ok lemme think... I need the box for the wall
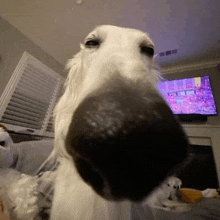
[161,65,220,125]
[0,17,65,97]
[1,17,220,125]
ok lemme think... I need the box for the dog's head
[54,25,189,202]
[165,177,182,200]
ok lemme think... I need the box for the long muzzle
[65,79,189,201]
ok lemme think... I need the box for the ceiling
[0,0,220,68]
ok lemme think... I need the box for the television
[157,75,218,120]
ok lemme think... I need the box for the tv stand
[178,114,208,122]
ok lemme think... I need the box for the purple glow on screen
[158,75,218,115]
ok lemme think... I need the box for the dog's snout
[99,49,150,80]
[66,80,189,201]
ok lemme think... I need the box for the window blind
[0,52,64,137]
[45,82,64,133]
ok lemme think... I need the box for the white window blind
[0,51,64,137]
[44,83,65,134]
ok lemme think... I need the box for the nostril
[74,157,105,193]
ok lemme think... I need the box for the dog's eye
[167,183,170,187]
[85,39,100,48]
[0,141,5,146]
[140,45,154,58]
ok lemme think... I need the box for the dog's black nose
[66,80,189,201]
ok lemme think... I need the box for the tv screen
[158,75,218,115]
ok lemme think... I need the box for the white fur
[0,169,39,220]
[143,177,182,207]
[0,127,13,168]
[51,25,162,220]
[0,127,13,150]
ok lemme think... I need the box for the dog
[144,176,182,207]
[0,125,13,168]
[50,25,189,219]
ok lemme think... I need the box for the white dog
[50,25,189,219]
[0,126,13,168]
[144,176,182,207]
